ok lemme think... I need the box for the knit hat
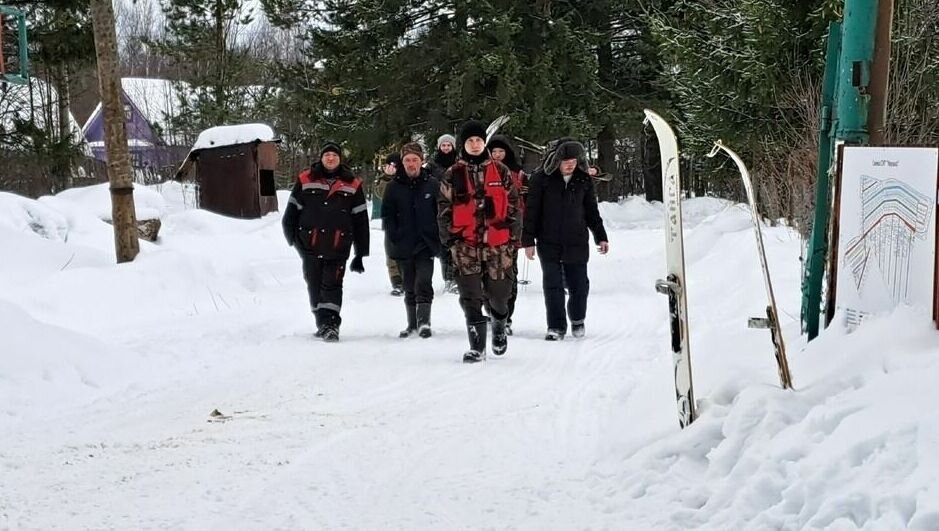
[401,142,424,159]
[458,120,487,146]
[384,152,401,167]
[437,134,456,149]
[320,141,342,159]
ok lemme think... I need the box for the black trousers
[439,253,455,282]
[456,271,513,325]
[301,254,346,327]
[507,253,519,321]
[397,250,435,306]
[541,261,588,333]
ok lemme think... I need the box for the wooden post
[89,0,139,262]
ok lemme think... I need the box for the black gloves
[350,255,365,273]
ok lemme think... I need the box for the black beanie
[384,152,401,167]
[458,120,487,147]
[320,141,342,159]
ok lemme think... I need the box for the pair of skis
[644,110,793,429]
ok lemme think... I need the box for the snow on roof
[1,81,89,154]
[121,78,193,145]
[191,123,276,150]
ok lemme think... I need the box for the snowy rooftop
[1,80,88,152]
[191,123,277,150]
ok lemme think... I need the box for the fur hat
[437,134,456,149]
[458,120,487,146]
[401,142,424,159]
[320,141,342,159]
[543,139,589,175]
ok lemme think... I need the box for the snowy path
[4,187,939,529]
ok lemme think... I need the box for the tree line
[3,0,939,235]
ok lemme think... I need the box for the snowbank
[54,182,167,221]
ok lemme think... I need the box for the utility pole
[869,0,894,145]
[802,0,880,339]
[89,0,139,262]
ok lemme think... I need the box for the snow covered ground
[2,183,938,529]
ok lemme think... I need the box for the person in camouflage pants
[438,120,521,363]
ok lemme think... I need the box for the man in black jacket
[282,141,370,342]
[522,140,609,341]
[383,142,441,338]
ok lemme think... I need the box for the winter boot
[572,323,585,339]
[399,304,418,338]
[505,318,513,336]
[462,321,488,363]
[417,303,433,338]
[545,328,565,341]
[313,314,324,338]
[322,326,340,342]
[491,318,508,356]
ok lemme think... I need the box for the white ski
[486,115,510,144]
[644,109,696,428]
[707,140,794,390]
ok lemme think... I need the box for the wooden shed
[175,123,279,219]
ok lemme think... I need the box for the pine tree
[158,0,258,137]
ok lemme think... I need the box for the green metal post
[802,23,842,338]
[0,6,29,84]
[803,0,879,340]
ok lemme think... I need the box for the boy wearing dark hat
[383,142,441,338]
[438,120,521,363]
[374,152,404,296]
[487,134,529,336]
[523,139,609,341]
[282,141,370,342]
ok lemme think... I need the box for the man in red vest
[438,120,521,363]
[282,141,370,342]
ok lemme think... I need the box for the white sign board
[835,146,939,330]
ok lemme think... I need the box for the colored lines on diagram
[845,175,934,304]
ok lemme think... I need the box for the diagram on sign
[844,175,934,306]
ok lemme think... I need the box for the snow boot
[313,313,325,338]
[505,318,513,336]
[417,303,433,338]
[399,304,418,338]
[322,326,340,342]
[491,318,508,356]
[572,323,585,339]
[545,328,565,341]
[462,322,487,363]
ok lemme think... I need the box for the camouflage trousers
[449,242,517,280]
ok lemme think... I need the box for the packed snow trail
[3,185,939,529]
